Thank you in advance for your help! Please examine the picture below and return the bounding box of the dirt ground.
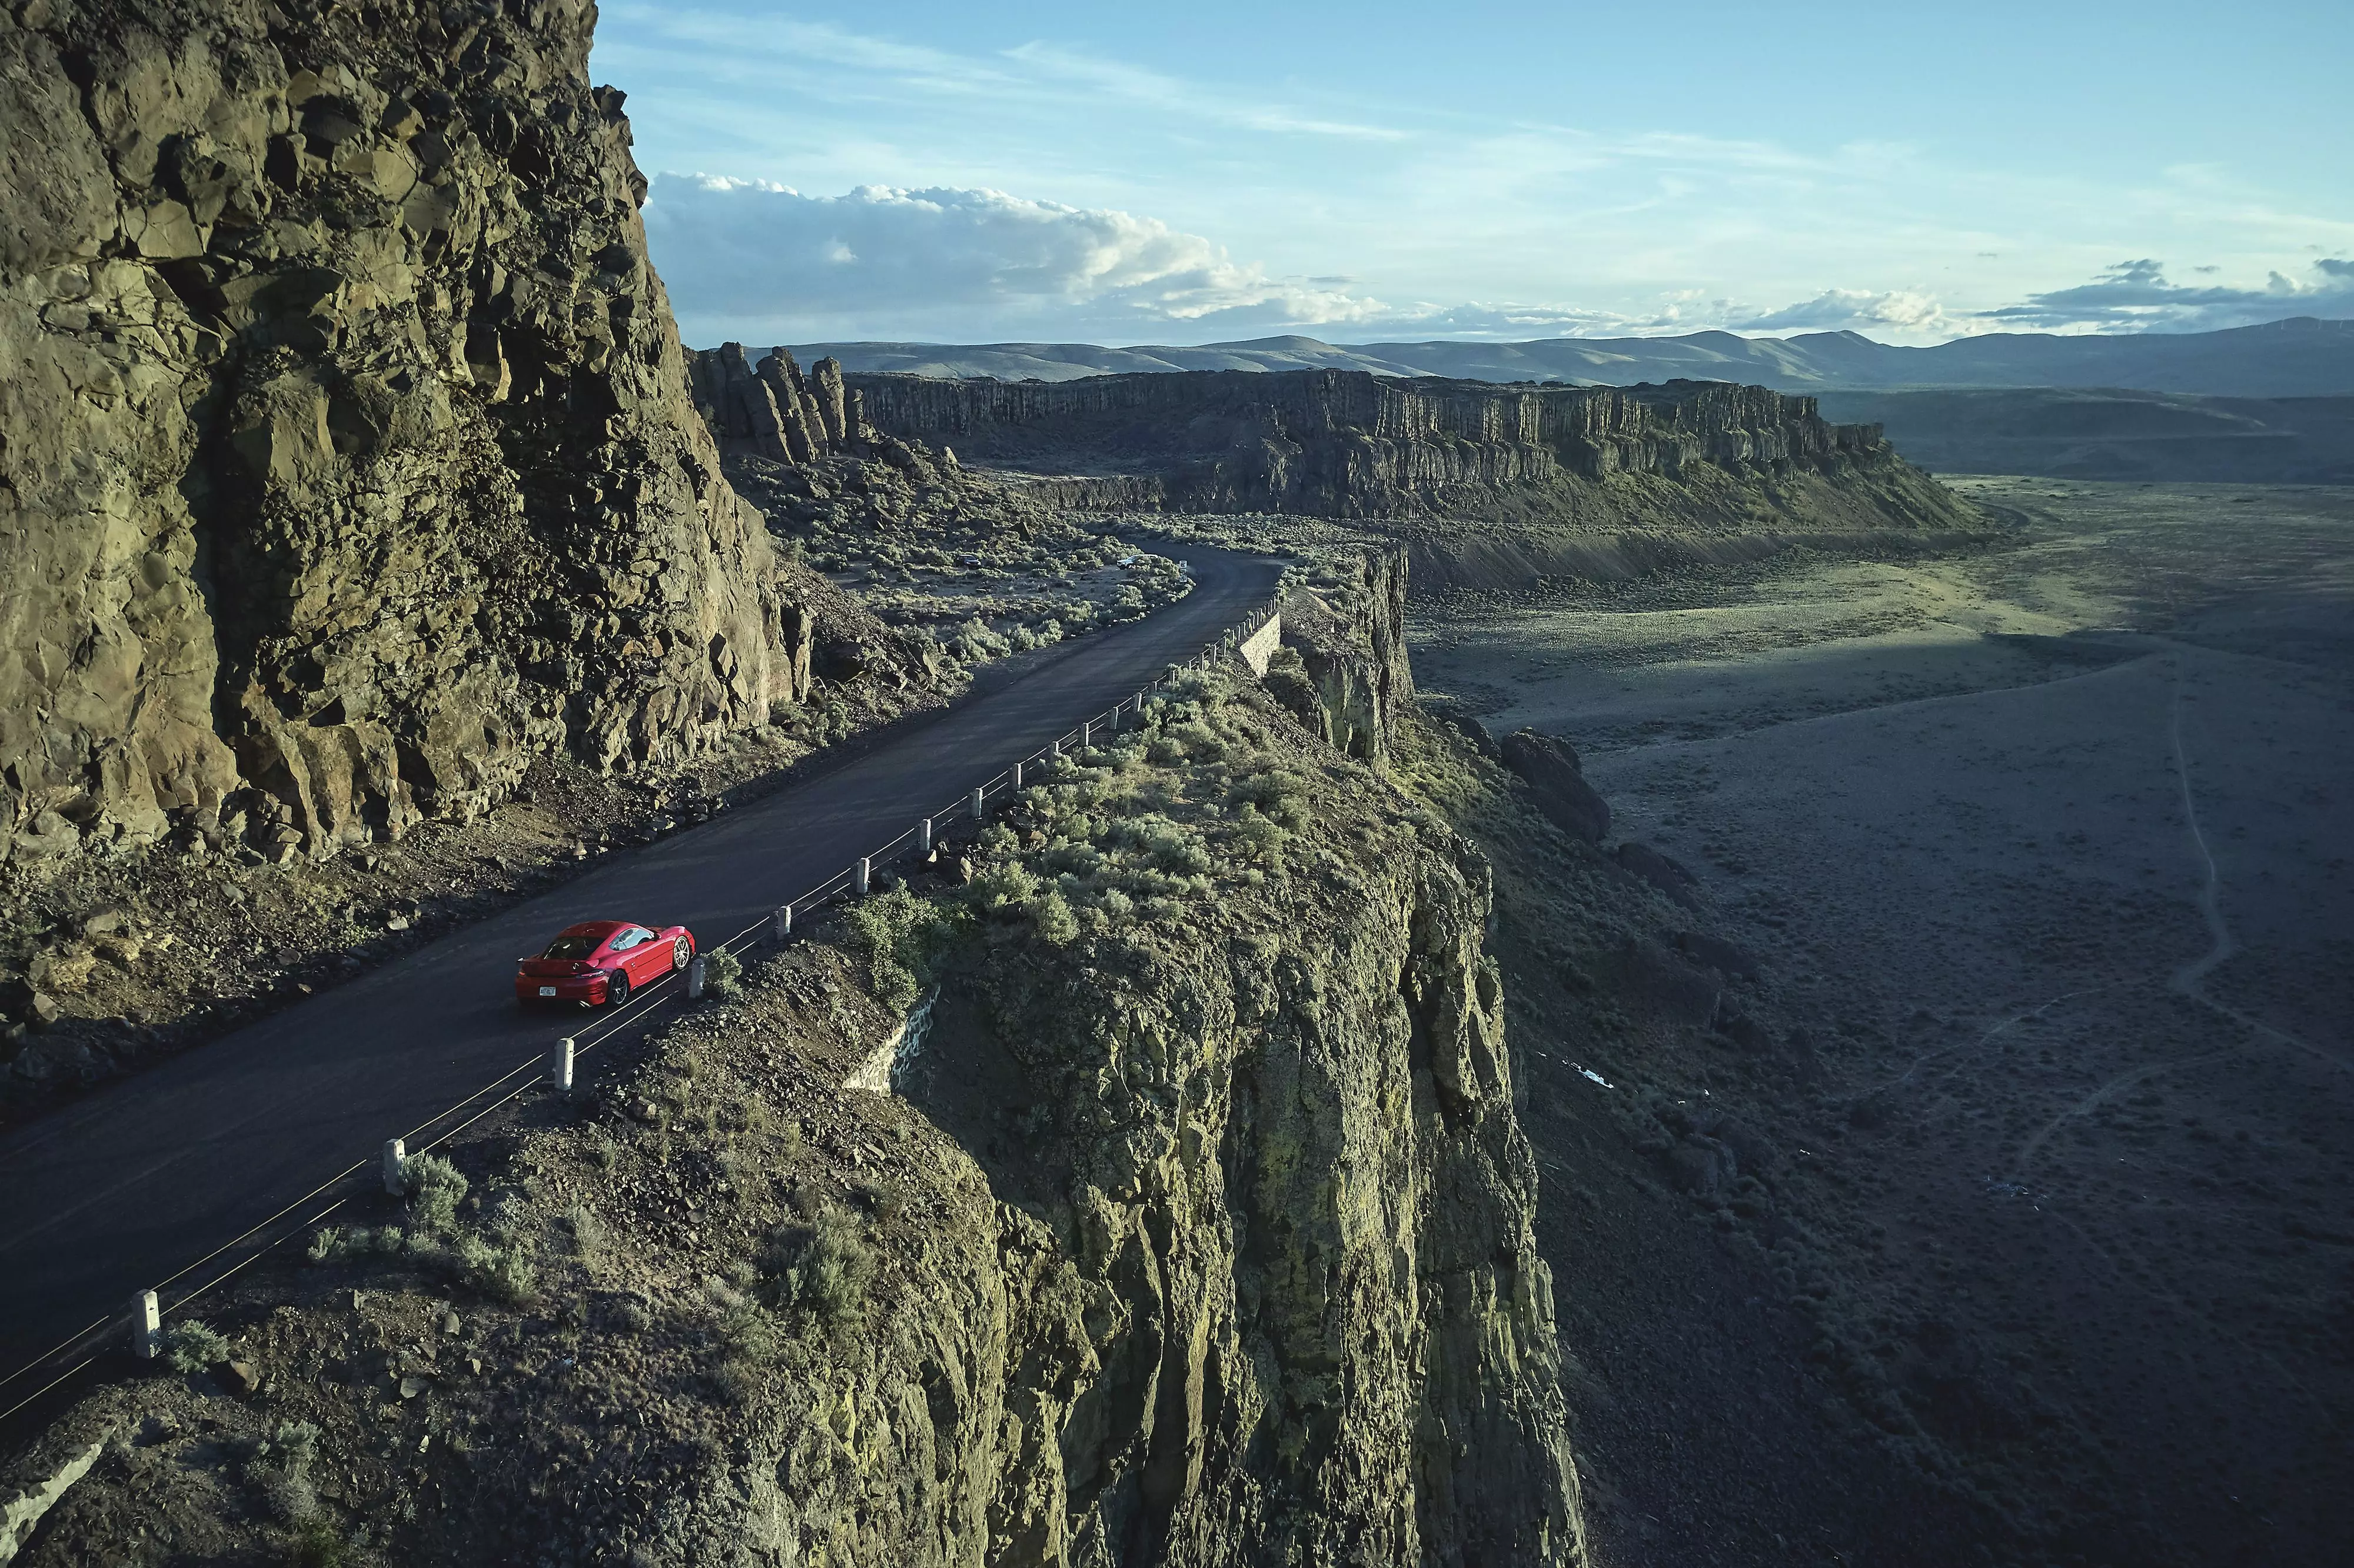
[1415,478,2354,1566]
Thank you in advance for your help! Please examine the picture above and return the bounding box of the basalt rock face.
[685,342,945,480]
[686,342,853,467]
[931,816,1584,1564]
[0,0,788,867]
[1264,550,1415,770]
[849,368,1971,532]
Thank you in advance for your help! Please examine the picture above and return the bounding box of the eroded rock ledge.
[844,367,1973,531]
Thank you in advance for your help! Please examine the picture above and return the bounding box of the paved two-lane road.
[0,545,1283,1386]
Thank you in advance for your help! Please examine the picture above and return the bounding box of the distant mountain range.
[1814,388,2354,484]
[772,317,2354,400]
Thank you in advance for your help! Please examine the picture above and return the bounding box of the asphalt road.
[0,545,1282,1387]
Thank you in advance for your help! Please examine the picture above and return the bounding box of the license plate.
[538,986,557,997]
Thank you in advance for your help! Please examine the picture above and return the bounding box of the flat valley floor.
[1415,478,2354,1566]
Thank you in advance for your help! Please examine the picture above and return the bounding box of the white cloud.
[1731,288,1964,337]
[644,175,1390,342]
[1979,257,2354,332]
[643,175,2353,352]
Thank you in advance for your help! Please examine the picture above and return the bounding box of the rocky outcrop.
[848,368,1976,534]
[689,342,839,465]
[0,0,793,867]
[685,342,943,479]
[1263,550,1415,769]
[1500,730,1610,844]
[919,774,1583,1563]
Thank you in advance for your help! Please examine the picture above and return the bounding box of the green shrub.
[1028,890,1079,946]
[1104,815,1212,875]
[164,1318,233,1376]
[404,1154,468,1234]
[290,1518,348,1567]
[245,1420,322,1524]
[702,947,744,1001]
[758,1204,875,1327]
[453,1232,537,1306]
[562,1203,608,1260]
[952,617,1011,661]
[1231,805,1289,860]
[843,886,956,1012]
[1043,838,1103,877]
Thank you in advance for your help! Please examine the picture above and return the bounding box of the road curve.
[0,545,1284,1384]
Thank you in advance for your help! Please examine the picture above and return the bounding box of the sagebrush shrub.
[404,1154,468,1234]
[759,1204,876,1326]
[164,1318,232,1376]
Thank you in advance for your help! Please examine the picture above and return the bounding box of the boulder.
[1614,841,1703,910]
[1433,707,1499,758]
[1499,728,1610,843]
[813,637,870,685]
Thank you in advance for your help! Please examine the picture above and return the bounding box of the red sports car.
[516,920,696,1007]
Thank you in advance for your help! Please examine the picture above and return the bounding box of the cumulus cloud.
[1980,257,2354,332]
[643,173,2354,349]
[644,175,1388,341]
[1729,288,1962,337]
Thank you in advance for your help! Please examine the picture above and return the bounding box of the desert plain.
[1417,477,2354,1565]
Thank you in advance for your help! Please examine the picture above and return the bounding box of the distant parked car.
[516,920,694,1007]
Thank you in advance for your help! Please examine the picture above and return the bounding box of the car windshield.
[541,933,600,960]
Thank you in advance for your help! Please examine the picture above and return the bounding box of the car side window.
[612,927,653,951]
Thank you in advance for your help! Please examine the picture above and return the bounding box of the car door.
[619,927,663,982]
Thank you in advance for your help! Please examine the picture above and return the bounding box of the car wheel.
[606,970,630,1007]
[671,936,691,971]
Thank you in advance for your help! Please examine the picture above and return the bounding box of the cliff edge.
[854,368,1967,530]
[6,604,1589,1567]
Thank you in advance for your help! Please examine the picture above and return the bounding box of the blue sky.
[592,1,2354,347]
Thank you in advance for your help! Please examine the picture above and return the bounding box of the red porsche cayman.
[516,920,696,1007]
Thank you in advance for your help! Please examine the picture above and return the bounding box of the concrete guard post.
[552,1037,576,1091]
[130,1289,161,1359]
[381,1137,406,1196]
[1012,760,1023,791]
[685,956,706,1002]
[774,904,792,941]
[969,788,984,821]
[856,857,872,895]
[919,818,933,854]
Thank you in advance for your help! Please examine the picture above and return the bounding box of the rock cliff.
[0,0,795,868]
[847,368,1974,540]
[10,657,1588,1568]
[687,341,949,482]
[1262,550,1415,770]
